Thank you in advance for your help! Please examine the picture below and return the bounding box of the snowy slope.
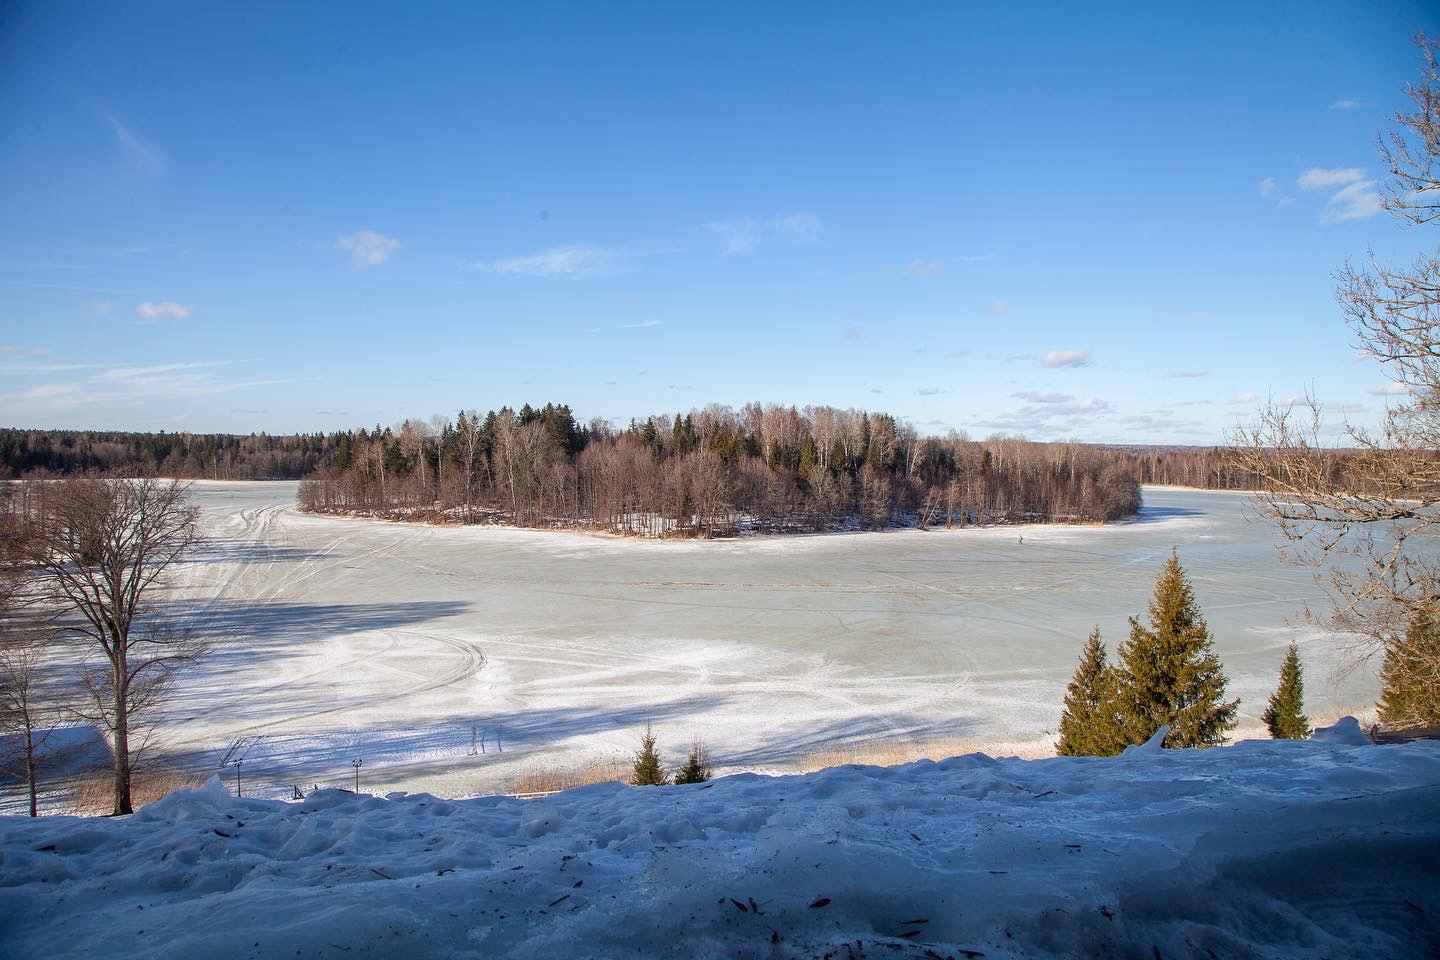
[1,719,1436,959]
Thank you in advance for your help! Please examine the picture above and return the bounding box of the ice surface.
[10,483,1383,802]
[1,722,1435,958]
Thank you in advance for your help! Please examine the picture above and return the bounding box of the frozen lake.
[136,482,1377,799]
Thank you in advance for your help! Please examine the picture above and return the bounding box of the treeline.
[1117,446,1268,490]
[0,428,336,480]
[296,402,1143,536]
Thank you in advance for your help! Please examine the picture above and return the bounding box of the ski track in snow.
[3,482,1389,805]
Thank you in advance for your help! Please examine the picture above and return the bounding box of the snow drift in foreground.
[1,719,1436,959]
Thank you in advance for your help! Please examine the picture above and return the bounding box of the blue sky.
[0,2,1434,443]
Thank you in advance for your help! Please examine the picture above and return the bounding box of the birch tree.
[21,478,205,815]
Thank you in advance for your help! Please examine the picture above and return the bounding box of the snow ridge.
[2,721,1437,959]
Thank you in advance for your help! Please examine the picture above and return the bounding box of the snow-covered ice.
[3,481,1373,803]
[2,720,1436,958]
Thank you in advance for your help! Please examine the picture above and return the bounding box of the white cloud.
[1166,370,1211,379]
[1321,179,1383,223]
[986,301,1011,317]
[1229,392,1258,404]
[977,395,1113,434]
[1050,397,1109,415]
[336,230,400,268]
[1330,99,1358,110]
[1297,167,1366,190]
[0,345,51,358]
[1258,177,1280,198]
[703,213,821,255]
[905,260,944,278]
[24,383,80,400]
[1295,168,1382,223]
[97,361,224,382]
[90,301,115,315]
[623,319,661,328]
[916,387,946,396]
[135,301,192,321]
[1041,349,1091,369]
[0,359,292,416]
[103,110,166,178]
[1368,383,1410,396]
[480,245,625,278]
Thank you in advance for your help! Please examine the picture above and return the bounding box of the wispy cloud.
[1368,383,1410,396]
[703,213,821,255]
[1298,168,1365,190]
[104,110,166,178]
[978,395,1113,434]
[904,259,944,278]
[1322,180,1384,222]
[1041,349,1091,369]
[624,319,662,329]
[91,301,115,315]
[480,245,626,278]
[1258,176,1295,208]
[1297,167,1382,222]
[916,387,946,396]
[135,300,192,322]
[336,230,400,268]
[1165,370,1211,379]
[842,324,864,339]
[0,345,51,358]
[986,301,1011,317]
[1,359,292,415]
[1330,99,1358,110]
[1229,391,1258,404]
[1011,391,1073,404]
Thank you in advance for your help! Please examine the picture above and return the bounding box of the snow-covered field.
[9,483,1382,804]
[1,720,1435,958]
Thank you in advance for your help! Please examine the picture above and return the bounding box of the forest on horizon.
[0,402,1274,537]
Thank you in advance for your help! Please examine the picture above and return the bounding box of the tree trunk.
[24,724,37,818]
[112,646,132,816]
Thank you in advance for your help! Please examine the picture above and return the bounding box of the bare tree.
[454,410,484,523]
[0,622,59,817]
[0,551,62,817]
[21,478,205,815]
[1230,35,1440,705]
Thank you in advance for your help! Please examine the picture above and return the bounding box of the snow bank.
[2,720,1437,959]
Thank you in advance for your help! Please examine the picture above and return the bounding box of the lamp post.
[351,758,362,794]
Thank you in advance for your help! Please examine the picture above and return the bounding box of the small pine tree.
[1261,642,1310,739]
[673,739,712,785]
[1114,549,1238,749]
[1056,626,1125,756]
[632,725,668,786]
[1378,607,1440,730]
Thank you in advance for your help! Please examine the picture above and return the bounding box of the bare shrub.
[510,756,630,795]
[67,766,209,816]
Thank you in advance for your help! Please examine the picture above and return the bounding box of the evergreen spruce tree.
[1261,642,1310,739]
[1378,607,1440,730]
[1056,626,1124,756]
[632,725,668,786]
[673,739,712,785]
[1114,549,1238,748]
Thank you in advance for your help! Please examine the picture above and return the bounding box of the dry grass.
[510,756,631,795]
[795,734,1052,774]
[67,767,210,816]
